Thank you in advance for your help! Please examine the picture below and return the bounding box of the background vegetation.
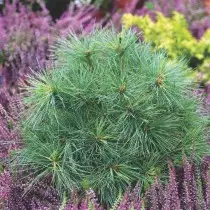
[0,0,210,209]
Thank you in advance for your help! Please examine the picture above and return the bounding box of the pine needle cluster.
[16,28,209,205]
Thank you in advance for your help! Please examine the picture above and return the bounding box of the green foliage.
[196,30,210,84]
[15,28,209,205]
[0,51,6,64]
[122,12,202,60]
[122,12,210,84]
[145,2,154,10]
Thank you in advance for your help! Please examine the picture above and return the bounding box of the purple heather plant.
[0,88,21,160]
[0,160,209,210]
[0,170,11,208]
[146,180,161,209]
[191,16,210,39]
[0,171,60,210]
[55,3,98,37]
[182,157,196,208]
[0,0,98,93]
[0,0,55,90]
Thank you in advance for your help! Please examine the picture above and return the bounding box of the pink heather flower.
[79,194,89,210]
[182,157,196,209]
[87,189,103,210]
[202,161,210,209]
[131,182,142,210]
[147,178,164,210]
[0,170,11,201]
[193,165,208,210]
[162,184,172,210]
[162,162,181,210]
[55,4,97,37]
[0,0,55,91]
[0,88,21,159]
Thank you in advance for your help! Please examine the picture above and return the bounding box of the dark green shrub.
[16,28,209,205]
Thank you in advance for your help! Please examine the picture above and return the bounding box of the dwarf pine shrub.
[16,28,209,205]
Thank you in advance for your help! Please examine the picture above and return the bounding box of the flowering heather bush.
[55,3,98,37]
[0,160,209,209]
[149,0,203,19]
[0,171,60,210]
[0,0,55,89]
[0,170,11,209]
[191,16,210,39]
[145,159,210,210]
[0,0,99,93]
[0,88,21,160]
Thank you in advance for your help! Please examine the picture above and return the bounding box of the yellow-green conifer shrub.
[122,12,203,59]
[197,30,210,85]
